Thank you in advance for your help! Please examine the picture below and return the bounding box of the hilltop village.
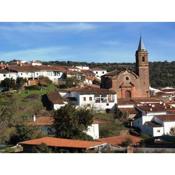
[1,38,175,153]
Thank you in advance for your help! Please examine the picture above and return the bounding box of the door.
[125,90,131,99]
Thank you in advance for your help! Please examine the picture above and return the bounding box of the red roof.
[47,91,64,104]
[28,116,54,126]
[98,134,141,146]
[136,103,167,113]
[71,85,116,95]
[20,137,105,149]
[156,114,175,122]
[7,65,67,73]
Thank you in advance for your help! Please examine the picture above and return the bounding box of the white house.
[91,68,107,80]
[62,86,117,111]
[76,66,90,70]
[154,115,175,135]
[0,65,66,84]
[132,103,175,137]
[31,60,42,66]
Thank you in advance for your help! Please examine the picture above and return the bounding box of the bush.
[25,85,41,90]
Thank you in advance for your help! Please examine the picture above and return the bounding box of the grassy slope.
[0,84,56,120]
[94,113,128,138]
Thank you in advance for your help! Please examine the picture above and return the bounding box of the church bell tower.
[135,37,150,97]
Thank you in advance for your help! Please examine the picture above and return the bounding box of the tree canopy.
[53,105,93,140]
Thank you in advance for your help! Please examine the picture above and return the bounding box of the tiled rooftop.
[20,137,105,149]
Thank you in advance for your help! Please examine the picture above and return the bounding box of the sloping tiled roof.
[103,69,123,77]
[119,108,137,114]
[81,69,95,76]
[28,116,54,126]
[91,67,106,71]
[20,137,105,149]
[7,65,67,73]
[136,104,167,113]
[98,134,141,146]
[8,65,40,72]
[156,114,175,122]
[47,91,64,104]
[70,86,116,95]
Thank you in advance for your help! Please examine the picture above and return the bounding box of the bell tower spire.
[138,36,146,51]
[135,36,150,97]
[135,36,148,74]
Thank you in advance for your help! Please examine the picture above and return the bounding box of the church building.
[101,37,150,99]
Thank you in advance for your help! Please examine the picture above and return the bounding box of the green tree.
[0,78,16,90]
[53,104,93,140]
[9,124,45,144]
[16,77,26,90]
[0,106,16,143]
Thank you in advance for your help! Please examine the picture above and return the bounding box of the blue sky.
[0,22,175,63]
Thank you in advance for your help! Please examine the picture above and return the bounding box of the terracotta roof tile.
[20,137,105,149]
[156,114,175,122]
[70,85,116,95]
[47,91,64,104]
[7,65,67,73]
[29,116,54,126]
[98,134,141,146]
[136,103,167,113]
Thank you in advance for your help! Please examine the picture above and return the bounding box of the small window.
[89,97,92,101]
[126,77,129,80]
[83,97,86,101]
[3,74,6,77]
[157,130,160,132]
[142,57,145,62]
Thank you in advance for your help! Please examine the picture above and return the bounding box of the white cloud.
[0,23,97,32]
[0,46,69,60]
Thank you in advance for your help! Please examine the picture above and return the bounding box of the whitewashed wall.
[153,127,164,137]
[93,70,107,79]
[53,103,66,110]
[85,124,99,139]
[163,121,175,135]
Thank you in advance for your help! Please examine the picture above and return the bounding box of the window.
[95,95,100,103]
[89,97,92,101]
[126,77,129,80]
[142,57,145,62]
[83,97,86,101]
[3,74,6,77]
[157,130,160,132]
[101,95,107,103]
[108,95,114,102]
[102,71,104,74]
